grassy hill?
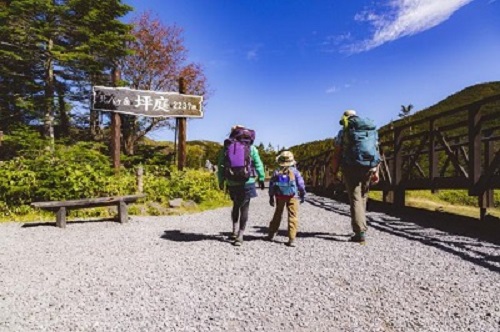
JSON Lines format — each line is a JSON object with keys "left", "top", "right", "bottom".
{"left": 380, "top": 81, "right": 500, "bottom": 134}
{"left": 290, "top": 81, "right": 500, "bottom": 159}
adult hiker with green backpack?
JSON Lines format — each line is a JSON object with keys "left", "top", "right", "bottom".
{"left": 332, "top": 110, "right": 381, "bottom": 244}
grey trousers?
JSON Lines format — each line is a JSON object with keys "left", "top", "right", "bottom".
{"left": 343, "top": 166, "right": 372, "bottom": 234}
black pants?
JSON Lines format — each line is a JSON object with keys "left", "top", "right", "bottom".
{"left": 228, "top": 184, "right": 257, "bottom": 235}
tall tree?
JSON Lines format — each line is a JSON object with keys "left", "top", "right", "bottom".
{"left": 119, "top": 12, "right": 209, "bottom": 155}
{"left": 0, "top": 0, "right": 132, "bottom": 144}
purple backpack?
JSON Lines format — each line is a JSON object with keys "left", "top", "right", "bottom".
{"left": 223, "top": 128, "right": 255, "bottom": 182}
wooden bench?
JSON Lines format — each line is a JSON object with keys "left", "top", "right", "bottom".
{"left": 31, "top": 194, "right": 145, "bottom": 228}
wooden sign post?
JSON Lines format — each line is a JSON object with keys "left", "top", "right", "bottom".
{"left": 110, "top": 68, "right": 121, "bottom": 172}
{"left": 177, "top": 77, "right": 187, "bottom": 171}
{"left": 91, "top": 81, "right": 203, "bottom": 171}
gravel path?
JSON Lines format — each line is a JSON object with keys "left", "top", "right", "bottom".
{"left": 1, "top": 193, "right": 499, "bottom": 332}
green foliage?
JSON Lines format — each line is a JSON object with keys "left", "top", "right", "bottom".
{"left": 143, "top": 168, "right": 226, "bottom": 204}
{"left": 380, "top": 81, "right": 500, "bottom": 136}
{"left": 0, "top": 125, "right": 48, "bottom": 160}
{"left": 289, "top": 138, "right": 335, "bottom": 162}
{"left": 0, "top": 141, "right": 133, "bottom": 206}
{"left": 256, "top": 142, "right": 277, "bottom": 171}
{"left": 0, "top": 130, "right": 229, "bottom": 219}
{"left": 428, "top": 190, "right": 500, "bottom": 208}
{"left": 0, "top": 0, "right": 133, "bottom": 134}
{"left": 187, "top": 140, "right": 222, "bottom": 167}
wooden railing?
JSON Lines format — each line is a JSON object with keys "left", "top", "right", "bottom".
{"left": 297, "top": 94, "right": 500, "bottom": 220}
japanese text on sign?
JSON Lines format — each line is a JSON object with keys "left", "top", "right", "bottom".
{"left": 91, "top": 86, "right": 203, "bottom": 118}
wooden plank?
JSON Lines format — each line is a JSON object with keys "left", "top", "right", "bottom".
{"left": 31, "top": 194, "right": 145, "bottom": 209}
{"left": 437, "top": 131, "right": 468, "bottom": 178}
{"left": 404, "top": 133, "right": 428, "bottom": 180}
{"left": 468, "top": 106, "right": 482, "bottom": 195}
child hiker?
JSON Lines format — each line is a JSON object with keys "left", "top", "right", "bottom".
{"left": 217, "top": 125, "right": 266, "bottom": 246}
{"left": 266, "top": 151, "right": 306, "bottom": 247}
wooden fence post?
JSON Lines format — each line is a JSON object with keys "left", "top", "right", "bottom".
{"left": 479, "top": 136, "right": 494, "bottom": 220}
{"left": 136, "top": 166, "right": 144, "bottom": 194}
{"left": 468, "top": 105, "right": 482, "bottom": 196}
{"left": 393, "top": 127, "right": 405, "bottom": 207}
{"left": 429, "top": 118, "right": 439, "bottom": 193}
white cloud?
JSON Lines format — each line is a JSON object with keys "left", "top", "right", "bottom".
{"left": 326, "top": 86, "right": 338, "bottom": 94}
{"left": 247, "top": 50, "right": 258, "bottom": 60}
{"left": 246, "top": 44, "right": 263, "bottom": 61}
{"left": 349, "top": 0, "right": 475, "bottom": 53}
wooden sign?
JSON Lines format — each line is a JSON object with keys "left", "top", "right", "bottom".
{"left": 92, "top": 86, "right": 203, "bottom": 118}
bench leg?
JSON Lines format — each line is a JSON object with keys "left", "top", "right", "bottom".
{"left": 118, "top": 200, "right": 128, "bottom": 223}
{"left": 56, "top": 207, "right": 66, "bottom": 228}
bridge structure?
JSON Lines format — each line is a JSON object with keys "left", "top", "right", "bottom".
{"left": 297, "top": 94, "right": 500, "bottom": 220}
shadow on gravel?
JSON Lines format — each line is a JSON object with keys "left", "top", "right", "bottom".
{"left": 21, "top": 217, "right": 118, "bottom": 228}
{"left": 161, "top": 230, "right": 262, "bottom": 243}
{"left": 252, "top": 226, "right": 352, "bottom": 242}
{"left": 307, "top": 194, "right": 500, "bottom": 274}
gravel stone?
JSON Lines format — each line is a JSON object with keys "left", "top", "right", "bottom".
{"left": 0, "top": 193, "right": 499, "bottom": 331}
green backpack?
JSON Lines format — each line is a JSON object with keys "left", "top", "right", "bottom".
{"left": 341, "top": 116, "right": 381, "bottom": 168}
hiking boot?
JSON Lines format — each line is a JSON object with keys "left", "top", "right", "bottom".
{"left": 285, "top": 239, "right": 296, "bottom": 247}
{"left": 264, "top": 234, "right": 275, "bottom": 242}
{"left": 349, "top": 233, "right": 366, "bottom": 244}
{"left": 233, "top": 234, "right": 244, "bottom": 246}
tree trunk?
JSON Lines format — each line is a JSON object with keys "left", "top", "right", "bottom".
{"left": 57, "top": 83, "right": 69, "bottom": 137}
{"left": 90, "top": 109, "right": 100, "bottom": 139}
{"left": 122, "top": 114, "right": 136, "bottom": 155}
{"left": 44, "top": 37, "right": 55, "bottom": 150}
{"left": 124, "top": 134, "right": 135, "bottom": 155}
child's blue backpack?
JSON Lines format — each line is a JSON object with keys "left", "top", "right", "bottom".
{"left": 272, "top": 168, "right": 298, "bottom": 197}
{"left": 341, "top": 116, "right": 381, "bottom": 168}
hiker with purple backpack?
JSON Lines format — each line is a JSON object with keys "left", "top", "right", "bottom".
{"left": 217, "top": 125, "right": 266, "bottom": 246}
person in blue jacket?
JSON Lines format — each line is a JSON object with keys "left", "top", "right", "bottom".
{"left": 266, "top": 150, "right": 306, "bottom": 247}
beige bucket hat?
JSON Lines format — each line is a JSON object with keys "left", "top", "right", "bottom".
{"left": 276, "top": 150, "right": 296, "bottom": 167}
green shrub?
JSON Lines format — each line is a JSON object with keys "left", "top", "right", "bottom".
{"left": 144, "top": 168, "right": 226, "bottom": 204}
{"left": 0, "top": 130, "right": 229, "bottom": 219}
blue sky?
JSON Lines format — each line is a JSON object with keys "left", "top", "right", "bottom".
{"left": 123, "top": 0, "right": 500, "bottom": 149}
